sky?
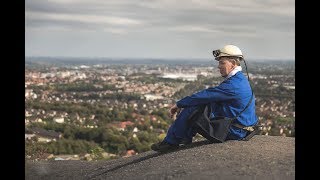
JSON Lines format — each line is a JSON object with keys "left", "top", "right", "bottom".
{"left": 25, "top": 0, "right": 295, "bottom": 61}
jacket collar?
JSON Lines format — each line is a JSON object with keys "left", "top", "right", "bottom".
{"left": 225, "top": 66, "right": 242, "bottom": 80}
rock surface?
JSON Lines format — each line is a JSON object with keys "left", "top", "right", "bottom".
{"left": 26, "top": 135, "right": 295, "bottom": 180}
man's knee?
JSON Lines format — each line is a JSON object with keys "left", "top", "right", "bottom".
{"left": 184, "top": 106, "right": 206, "bottom": 126}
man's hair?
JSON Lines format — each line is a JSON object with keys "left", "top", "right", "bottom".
{"left": 226, "top": 57, "right": 241, "bottom": 66}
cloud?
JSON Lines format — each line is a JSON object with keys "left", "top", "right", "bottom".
{"left": 169, "top": 25, "right": 219, "bottom": 33}
{"left": 25, "top": 0, "right": 294, "bottom": 59}
{"left": 26, "top": 0, "right": 294, "bottom": 30}
{"left": 26, "top": 11, "right": 142, "bottom": 28}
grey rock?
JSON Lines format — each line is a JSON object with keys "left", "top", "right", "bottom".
{"left": 25, "top": 135, "right": 294, "bottom": 180}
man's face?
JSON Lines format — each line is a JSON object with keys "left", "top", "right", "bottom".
{"left": 217, "top": 57, "right": 235, "bottom": 77}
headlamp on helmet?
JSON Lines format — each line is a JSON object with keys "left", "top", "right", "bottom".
{"left": 212, "top": 50, "right": 221, "bottom": 58}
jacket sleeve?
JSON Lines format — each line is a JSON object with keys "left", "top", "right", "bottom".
{"left": 176, "top": 81, "right": 236, "bottom": 108}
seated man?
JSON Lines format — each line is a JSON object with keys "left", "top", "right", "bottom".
{"left": 151, "top": 45, "right": 258, "bottom": 152}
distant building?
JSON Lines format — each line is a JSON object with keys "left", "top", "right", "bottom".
{"left": 79, "top": 65, "right": 90, "bottom": 69}
{"left": 27, "top": 127, "right": 62, "bottom": 142}
{"left": 133, "top": 127, "right": 139, "bottom": 133}
{"left": 160, "top": 73, "right": 197, "bottom": 81}
{"left": 25, "top": 134, "right": 36, "bottom": 140}
{"left": 124, "top": 150, "right": 136, "bottom": 157}
{"left": 53, "top": 117, "right": 64, "bottom": 123}
{"left": 144, "top": 94, "right": 164, "bottom": 101}
{"left": 284, "top": 85, "right": 295, "bottom": 90}
{"left": 109, "top": 121, "right": 134, "bottom": 131}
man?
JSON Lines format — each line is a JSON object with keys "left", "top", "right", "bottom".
{"left": 151, "top": 44, "right": 258, "bottom": 152}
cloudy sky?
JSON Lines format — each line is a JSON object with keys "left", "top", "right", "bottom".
{"left": 25, "top": 0, "right": 295, "bottom": 61}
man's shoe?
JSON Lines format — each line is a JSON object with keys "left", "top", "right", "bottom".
{"left": 151, "top": 141, "right": 179, "bottom": 152}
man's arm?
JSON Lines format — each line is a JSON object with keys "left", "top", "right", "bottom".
{"left": 176, "top": 82, "right": 236, "bottom": 108}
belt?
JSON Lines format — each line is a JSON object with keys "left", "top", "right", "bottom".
{"left": 232, "top": 123, "right": 256, "bottom": 132}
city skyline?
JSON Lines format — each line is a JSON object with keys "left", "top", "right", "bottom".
{"left": 26, "top": 0, "right": 295, "bottom": 61}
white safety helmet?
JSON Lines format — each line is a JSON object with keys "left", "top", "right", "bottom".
{"left": 212, "top": 45, "right": 244, "bottom": 61}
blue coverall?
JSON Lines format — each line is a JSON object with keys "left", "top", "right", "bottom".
{"left": 164, "top": 71, "right": 258, "bottom": 145}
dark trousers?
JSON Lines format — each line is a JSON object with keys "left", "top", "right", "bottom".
{"left": 164, "top": 106, "right": 214, "bottom": 144}
{"left": 164, "top": 105, "right": 224, "bottom": 144}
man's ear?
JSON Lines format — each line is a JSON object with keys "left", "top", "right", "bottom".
{"left": 231, "top": 59, "right": 237, "bottom": 66}
{"left": 230, "top": 60, "right": 237, "bottom": 69}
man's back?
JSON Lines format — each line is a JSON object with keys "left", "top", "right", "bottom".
{"left": 209, "top": 71, "right": 258, "bottom": 140}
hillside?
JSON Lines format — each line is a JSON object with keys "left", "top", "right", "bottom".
{"left": 26, "top": 135, "right": 294, "bottom": 180}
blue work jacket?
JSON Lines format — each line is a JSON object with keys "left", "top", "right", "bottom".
{"left": 176, "top": 71, "right": 258, "bottom": 140}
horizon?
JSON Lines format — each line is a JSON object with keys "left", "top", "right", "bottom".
{"left": 25, "top": 56, "right": 295, "bottom": 62}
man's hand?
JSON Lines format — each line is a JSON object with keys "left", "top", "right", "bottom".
{"left": 169, "top": 104, "right": 181, "bottom": 119}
